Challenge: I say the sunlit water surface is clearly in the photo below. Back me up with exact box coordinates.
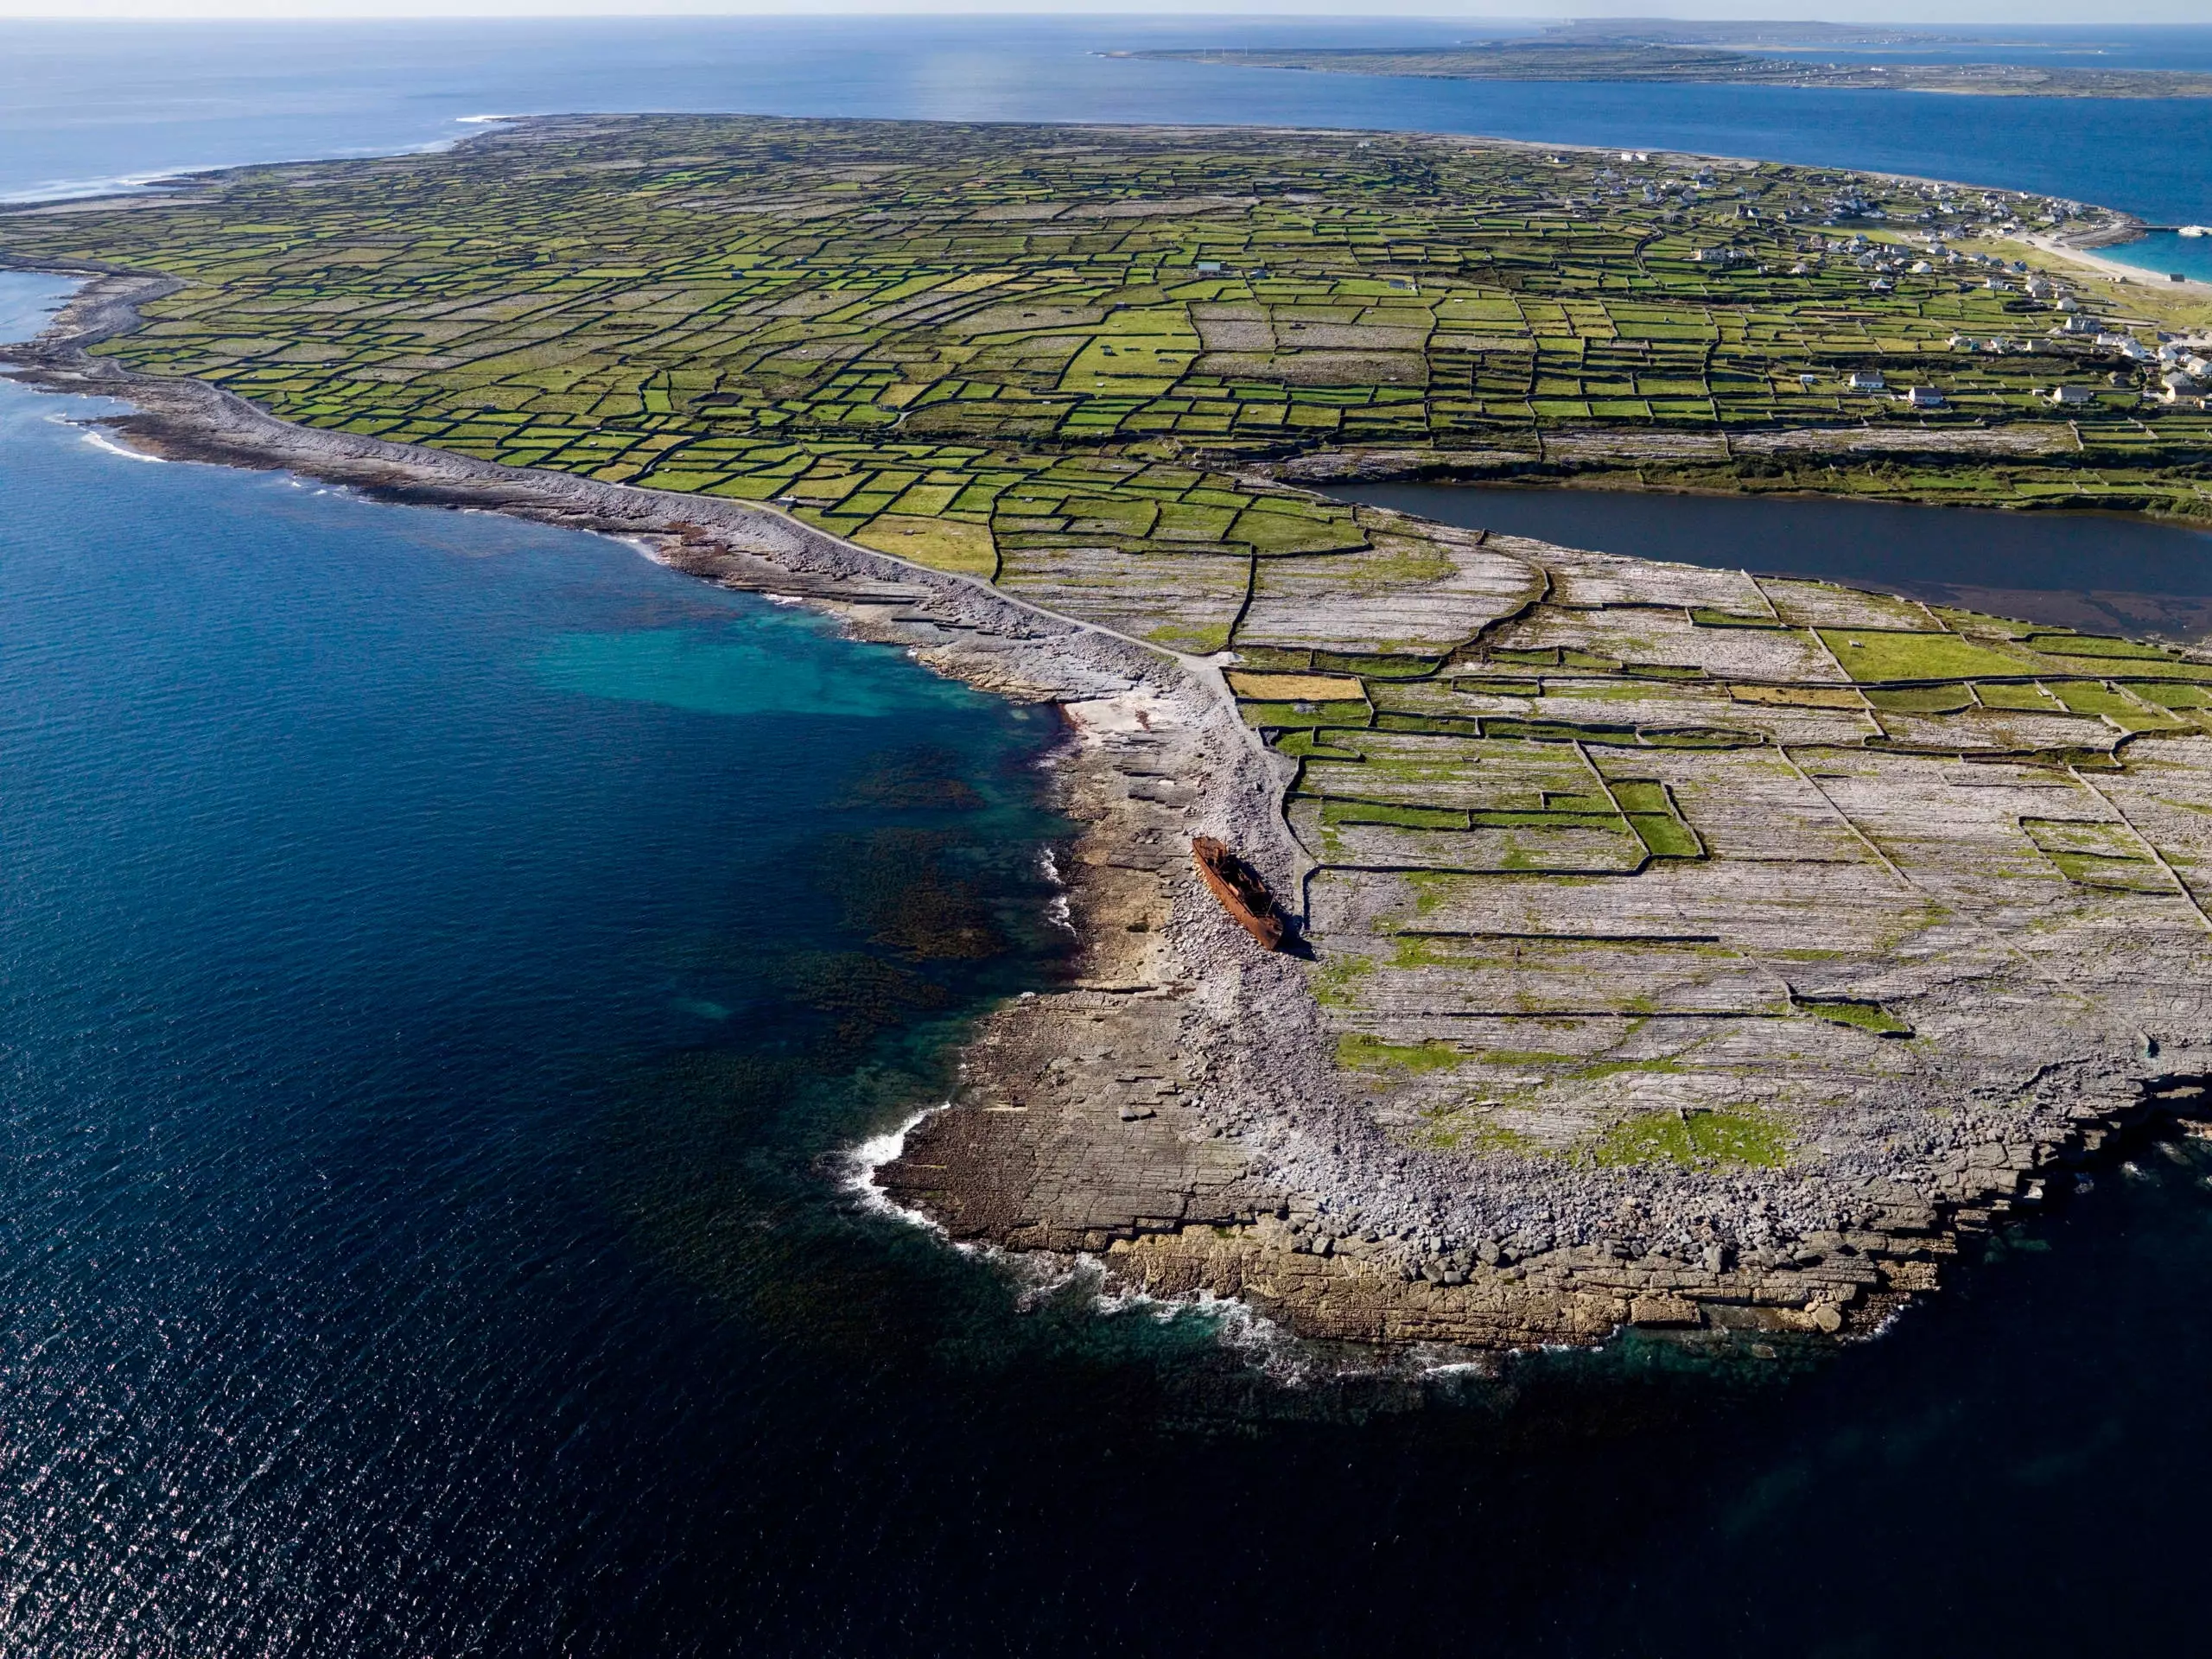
[10,27,2212,1645]
[2,18,2209,221]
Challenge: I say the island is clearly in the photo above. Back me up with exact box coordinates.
[7,115,2212,1351]
[1131,21,2212,100]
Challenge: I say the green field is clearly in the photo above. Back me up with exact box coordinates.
[9,114,2212,1170]
[3,114,2206,556]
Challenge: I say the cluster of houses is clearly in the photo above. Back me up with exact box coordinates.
[2159,343,2212,405]
[1833,333,2208,412]
[1711,210,2206,413]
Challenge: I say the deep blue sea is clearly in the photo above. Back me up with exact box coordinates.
[3,17,2211,224]
[9,23,2212,1654]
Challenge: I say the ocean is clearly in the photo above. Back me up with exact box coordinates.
[3,17,2211,225]
[7,23,2212,1654]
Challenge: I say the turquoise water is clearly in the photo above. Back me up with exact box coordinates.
[12,239,2212,1652]
[3,18,2210,221]
[2104,228,2212,283]
[11,24,2212,1649]
[532,623,983,721]
[13,286,2212,1656]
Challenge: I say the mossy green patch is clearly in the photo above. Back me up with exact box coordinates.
[1975,681,2068,712]
[850,513,998,577]
[2022,632,2177,662]
[2136,682,2212,710]
[1866,684,1977,714]
[1591,1109,1789,1169]
[1311,953,1376,1008]
[1690,608,1785,629]
[1628,813,1703,858]
[1409,1114,1543,1156]
[1818,629,2032,683]
[1319,798,1468,830]
[1795,996,1912,1036]
[1336,1032,1468,1073]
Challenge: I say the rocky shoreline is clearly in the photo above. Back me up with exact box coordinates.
[10,267,2212,1357]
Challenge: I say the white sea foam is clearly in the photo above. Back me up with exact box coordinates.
[845,1103,957,1237]
[1038,847,1074,932]
[80,429,162,463]
[1077,1259,1313,1381]
[454,114,528,126]
[845,1115,1310,1375]
[0,169,185,206]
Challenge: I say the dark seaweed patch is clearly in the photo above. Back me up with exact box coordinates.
[836,747,985,811]
[812,828,1009,960]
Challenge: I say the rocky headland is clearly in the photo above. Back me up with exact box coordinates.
[13,190,2212,1357]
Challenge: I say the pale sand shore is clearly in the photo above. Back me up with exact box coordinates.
[2027,232,2212,308]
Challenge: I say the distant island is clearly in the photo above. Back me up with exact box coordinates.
[1130,21,2212,99]
[7,117,2212,1354]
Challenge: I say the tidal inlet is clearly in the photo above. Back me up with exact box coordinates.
[5,12,2212,1654]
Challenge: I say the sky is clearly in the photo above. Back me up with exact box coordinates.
[0,3,2203,23]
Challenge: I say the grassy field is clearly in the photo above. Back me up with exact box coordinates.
[9,114,2212,1170]
[3,114,2207,558]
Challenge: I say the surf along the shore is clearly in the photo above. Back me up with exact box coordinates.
[8,116,2212,1359]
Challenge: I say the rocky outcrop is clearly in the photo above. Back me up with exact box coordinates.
[15,269,2212,1358]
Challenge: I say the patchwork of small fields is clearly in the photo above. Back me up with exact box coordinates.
[9,114,2212,1178]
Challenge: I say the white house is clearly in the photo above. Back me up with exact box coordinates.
[2048,385,2095,406]
[1902,386,1946,408]
[1847,371,1886,391]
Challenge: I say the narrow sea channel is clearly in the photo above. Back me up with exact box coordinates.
[10,281,2212,1651]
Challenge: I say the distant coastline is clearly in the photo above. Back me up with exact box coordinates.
[1131,36,2212,100]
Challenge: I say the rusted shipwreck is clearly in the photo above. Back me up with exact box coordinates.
[1192,836,1287,950]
